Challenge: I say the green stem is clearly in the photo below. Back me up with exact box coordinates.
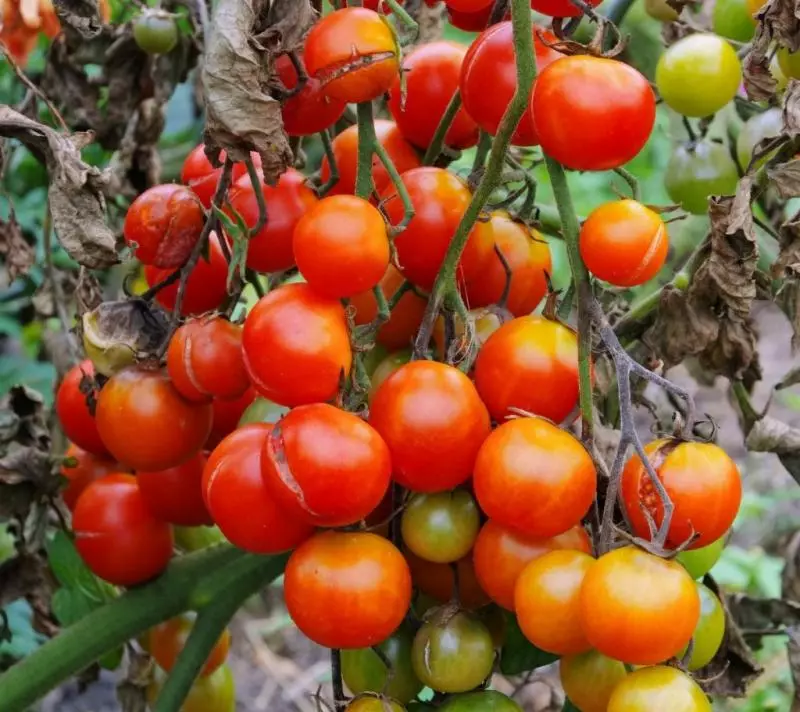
[604,0,637,24]
[355,102,377,200]
[374,139,415,234]
[245,155,267,237]
[318,129,340,196]
[384,0,418,37]
[613,166,640,201]
[422,91,463,166]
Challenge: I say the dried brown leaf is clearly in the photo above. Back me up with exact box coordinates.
[117,649,153,712]
[744,0,800,100]
[53,0,105,38]
[0,553,52,609]
[745,414,800,484]
[0,213,34,281]
[776,280,800,351]
[774,211,800,277]
[784,79,800,136]
[767,158,800,197]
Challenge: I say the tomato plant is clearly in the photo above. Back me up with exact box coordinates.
[560,650,627,712]
[60,444,118,511]
[55,360,108,457]
[149,614,231,677]
[682,583,725,670]
[148,664,236,712]
[137,452,212,527]
[401,490,480,564]
[664,140,739,215]
[607,666,712,712]
[180,145,249,209]
[132,10,178,54]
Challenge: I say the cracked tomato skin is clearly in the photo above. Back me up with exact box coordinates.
[137,452,213,527]
[56,360,109,457]
[621,439,742,549]
[180,145,250,208]
[277,53,347,136]
[607,666,711,712]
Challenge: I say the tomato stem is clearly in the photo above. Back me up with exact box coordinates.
[318,129,341,196]
[422,90,464,166]
[355,101,378,200]
[245,154,267,236]
[374,139,415,235]
[331,648,347,709]
[384,0,418,40]
[613,166,641,201]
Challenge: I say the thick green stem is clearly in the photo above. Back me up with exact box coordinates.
[422,91,463,166]
[355,102,377,200]
[374,139,415,234]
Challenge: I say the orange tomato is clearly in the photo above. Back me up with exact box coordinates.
[149,614,231,677]
[406,550,491,610]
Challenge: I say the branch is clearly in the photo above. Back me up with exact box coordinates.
[355,101,377,200]
[422,91,463,166]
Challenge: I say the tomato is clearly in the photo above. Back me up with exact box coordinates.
[369,350,412,402]
[320,120,421,197]
[341,625,423,704]
[532,55,655,170]
[473,520,591,611]
[644,0,678,21]
[242,282,352,407]
[346,698,404,712]
[73,474,173,586]
[401,490,479,564]
[261,403,391,527]
[206,387,256,449]
[607,666,711,712]
[56,360,108,457]
[277,52,347,136]
[677,535,726,579]
[180,145,249,209]
[440,691,522,711]
[411,610,494,693]
[407,551,490,609]
[656,34,742,117]
[60,444,118,511]
[682,582,725,670]
[382,167,494,291]
[736,107,783,170]
[445,0,492,11]
[167,317,249,403]
[460,23,562,146]
[137,452,212,527]
[284,531,411,648]
[304,7,399,104]
[447,5,498,31]
[149,614,230,677]
[778,46,800,79]
[293,195,390,299]
[474,315,580,424]
[203,424,314,553]
[621,439,742,549]
[712,0,756,42]
[149,662,235,712]
[474,417,595,539]
[369,361,491,492]
[560,650,627,712]
[132,10,178,54]
[388,41,478,150]
[580,546,700,665]
[664,140,739,215]
[226,168,318,274]
[145,232,229,316]
[462,213,551,315]
[746,0,765,13]
[579,200,668,288]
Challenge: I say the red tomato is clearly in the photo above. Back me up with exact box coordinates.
[55,360,108,457]
[532,55,656,171]
[226,168,318,274]
[73,474,174,586]
[277,53,347,136]
[293,195,390,299]
[149,614,230,677]
[96,368,212,471]
[381,167,494,291]
[320,120,421,197]
[447,5,505,31]
[60,444,118,511]
[445,0,493,11]
[532,0,601,16]
[472,520,591,611]
[621,439,742,549]
[460,23,563,146]
[242,283,352,407]
[406,550,491,610]
[284,531,412,648]
[369,361,491,492]
[474,315,580,424]
[206,387,256,449]
[473,417,596,538]
[202,424,315,553]
[387,42,479,150]
[261,403,392,527]
[137,452,213,527]
[304,8,400,104]
[180,145,249,208]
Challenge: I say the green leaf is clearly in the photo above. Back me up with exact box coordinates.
[0,358,56,406]
[98,645,124,671]
[499,612,560,675]
[51,588,97,627]
[46,531,117,605]
[562,699,581,712]
[213,205,249,292]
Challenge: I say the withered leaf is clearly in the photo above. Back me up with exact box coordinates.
[117,649,153,712]
[0,553,52,609]
[767,158,800,197]
[773,210,800,277]
[784,80,800,136]
[728,593,800,630]
[745,414,800,485]
[776,280,800,351]
[0,212,34,282]
[52,0,105,38]
[744,0,800,101]
[261,0,317,51]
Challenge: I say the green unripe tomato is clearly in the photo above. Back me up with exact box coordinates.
[440,691,523,711]
[369,350,412,403]
[237,397,288,427]
[132,10,179,55]
[681,583,725,670]
[363,343,389,379]
[736,108,783,171]
[677,535,726,579]
[645,0,679,22]
[401,490,480,564]
[712,0,756,42]
[664,140,739,214]
[778,46,800,80]
[345,696,405,712]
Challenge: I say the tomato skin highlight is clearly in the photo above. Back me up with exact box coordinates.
[560,650,627,712]
[149,613,230,677]
[137,452,213,527]
[56,360,109,457]
[60,444,118,511]
[607,665,712,712]
[277,53,347,137]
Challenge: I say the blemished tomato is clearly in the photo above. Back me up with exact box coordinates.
[369,350,412,403]
[411,610,494,693]
[96,368,212,471]
[167,317,249,402]
[579,200,668,288]
[180,145,248,208]
[580,546,700,665]
[560,650,627,712]
[440,691,522,711]
[607,666,711,712]
[664,140,739,215]
[341,625,423,704]
[149,614,230,677]
[148,662,235,712]
[320,120,421,197]
[145,232,229,316]
[712,0,756,42]
[382,167,494,291]
[206,387,256,449]
[472,520,591,611]
[73,474,173,586]
[460,22,562,146]
[736,107,783,170]
[346,698,404,712]
[474,417,596,539]
[369,360,491,492]
[60,444,118,511]
[682,582,725,670]
[304,7,399,104]
[462,213,551,316]
[401,490,480,564]
[137,452,212,527]
[261,403,391,527]
[406,551,491,610]
[276,53,347,137]
[56,360,108,457]
[284,531,412,649]
[532,55,655,170]
[778,46,800,79]
[677,535,727,579]
[473,315,580,424]
[293,195,390,299]
[621,439,742,549]
[242,282,352,407]
[124,184,205,268]
[388,41,478,150]
[656,34,742,117]
[514,549,593,655]
[226,168,318,274]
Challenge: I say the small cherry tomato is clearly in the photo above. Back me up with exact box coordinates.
[532,0,601,16]
[137,452,212,527]
[277,52,347,136]
[447,5,495,31]
[60,444,118,511]
[369,350,412,403]
[736,107,783,170]
[242,282,352,406]
[148,663,235,712]
[440,691,522,711]
[664,140,739,215]
[407,551,490,610]
[607,666,711,712]
[712,0,756,42]
[206,387,256,449]
[346,698,404,712]
[580,546,700,665]
[560,650,627,712]
[236,396,288,427]
[149,613,231,677]
[677,535,726,579]
[56,360,108,456]
[682,582,725,670]
[180,145,249,209]
[445,0,492,10]
[401,490,480,564]
[285,531,412,648]
[73,474,174,586]
[132,10,178,54]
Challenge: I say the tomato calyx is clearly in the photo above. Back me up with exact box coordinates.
[542,18,626,59]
